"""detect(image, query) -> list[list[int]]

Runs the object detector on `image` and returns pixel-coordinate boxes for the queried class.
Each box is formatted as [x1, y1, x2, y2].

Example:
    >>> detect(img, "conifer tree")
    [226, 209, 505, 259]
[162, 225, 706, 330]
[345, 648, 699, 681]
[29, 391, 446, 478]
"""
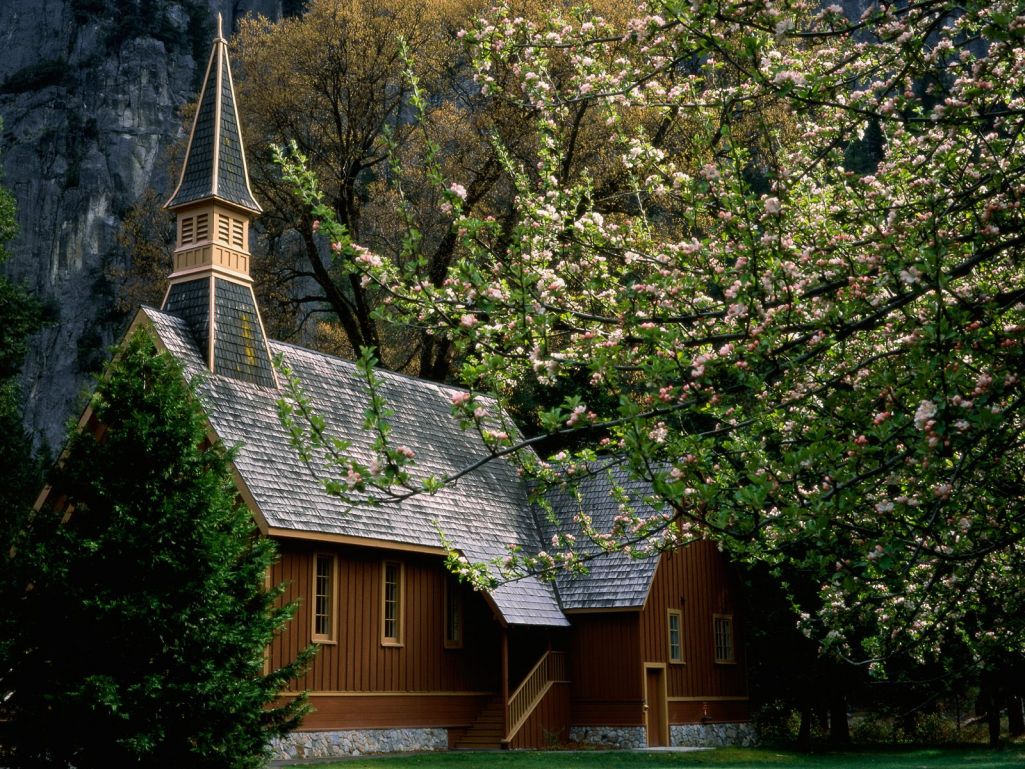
[1, 331, 312, 769]
[0, 127, 46, 735]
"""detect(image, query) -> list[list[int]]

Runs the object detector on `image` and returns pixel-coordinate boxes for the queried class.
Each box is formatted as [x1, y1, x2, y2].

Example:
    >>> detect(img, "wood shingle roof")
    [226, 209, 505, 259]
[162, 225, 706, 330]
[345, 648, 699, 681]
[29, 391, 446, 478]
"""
[143, 306, 569, 627]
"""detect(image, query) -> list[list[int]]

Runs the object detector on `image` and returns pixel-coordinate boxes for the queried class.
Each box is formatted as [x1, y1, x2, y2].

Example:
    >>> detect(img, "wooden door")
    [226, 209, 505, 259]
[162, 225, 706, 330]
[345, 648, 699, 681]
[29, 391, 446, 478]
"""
[645, 666, 668, 747]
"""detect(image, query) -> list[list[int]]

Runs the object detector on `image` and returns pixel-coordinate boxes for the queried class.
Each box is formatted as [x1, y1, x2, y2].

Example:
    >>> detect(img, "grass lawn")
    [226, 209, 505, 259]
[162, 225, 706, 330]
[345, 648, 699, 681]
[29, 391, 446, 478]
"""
[288, 746, 1025, 769]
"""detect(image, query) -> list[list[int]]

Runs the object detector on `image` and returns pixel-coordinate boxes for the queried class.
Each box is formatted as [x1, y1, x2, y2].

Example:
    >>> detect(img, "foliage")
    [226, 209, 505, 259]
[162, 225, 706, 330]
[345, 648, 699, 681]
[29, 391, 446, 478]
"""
[278, 0, 1025, 680]
[105, 188, 175, 316]
[0, 129, 47, 765]
[221, 0, 679, 380]
[0, 331, 313, 769]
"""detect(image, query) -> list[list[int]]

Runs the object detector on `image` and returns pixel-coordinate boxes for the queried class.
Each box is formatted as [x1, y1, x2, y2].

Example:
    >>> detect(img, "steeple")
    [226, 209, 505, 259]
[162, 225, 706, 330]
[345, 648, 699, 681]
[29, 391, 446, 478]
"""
[166, 13, 261, 216]
[161, 14, 277, 389]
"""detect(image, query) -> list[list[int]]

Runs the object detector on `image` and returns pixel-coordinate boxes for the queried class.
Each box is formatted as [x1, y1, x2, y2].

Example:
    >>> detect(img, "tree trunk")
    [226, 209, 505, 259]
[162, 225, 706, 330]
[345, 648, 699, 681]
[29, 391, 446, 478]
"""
[796, 700, 812, 752]
[988, 702, 1001, 747]
[829, 690, 851, 746]
[1008, 694, 1024, 737]
[981, 678, 1002, 747]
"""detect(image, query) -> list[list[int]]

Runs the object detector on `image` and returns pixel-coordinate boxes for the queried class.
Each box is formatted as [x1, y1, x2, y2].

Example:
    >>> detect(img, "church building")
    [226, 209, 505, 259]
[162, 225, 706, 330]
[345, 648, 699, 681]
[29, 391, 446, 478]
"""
[55, 19, 755, 760]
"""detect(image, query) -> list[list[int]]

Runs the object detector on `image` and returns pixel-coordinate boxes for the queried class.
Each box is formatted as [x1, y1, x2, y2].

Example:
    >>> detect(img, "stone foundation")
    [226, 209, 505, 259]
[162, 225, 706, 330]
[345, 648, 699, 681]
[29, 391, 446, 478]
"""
[268, 727, 447, 760]
[569, 722, 756, 749]
[568, 725, 647, 749]
[671, 722, 759, 747]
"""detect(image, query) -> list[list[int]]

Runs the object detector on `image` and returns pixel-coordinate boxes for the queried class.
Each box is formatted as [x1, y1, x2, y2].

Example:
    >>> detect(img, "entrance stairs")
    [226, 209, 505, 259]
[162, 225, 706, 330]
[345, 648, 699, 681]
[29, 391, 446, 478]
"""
[452, 696, 505, 750]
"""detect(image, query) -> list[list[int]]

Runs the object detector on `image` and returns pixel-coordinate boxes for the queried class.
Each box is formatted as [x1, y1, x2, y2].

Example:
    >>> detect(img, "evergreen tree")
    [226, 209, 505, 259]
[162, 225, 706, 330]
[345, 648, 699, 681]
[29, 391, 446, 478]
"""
[0, 124, 46, 743]
[1, 331, 312, 769]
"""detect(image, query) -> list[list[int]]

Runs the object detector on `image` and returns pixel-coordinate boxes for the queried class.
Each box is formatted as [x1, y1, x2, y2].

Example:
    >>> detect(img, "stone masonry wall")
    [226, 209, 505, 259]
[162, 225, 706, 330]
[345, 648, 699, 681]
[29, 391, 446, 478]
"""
[569, 723, 757, 749]
[671, 722, 759, 747]
[567, 726, 647, 749]
[268, 728, 447, 760]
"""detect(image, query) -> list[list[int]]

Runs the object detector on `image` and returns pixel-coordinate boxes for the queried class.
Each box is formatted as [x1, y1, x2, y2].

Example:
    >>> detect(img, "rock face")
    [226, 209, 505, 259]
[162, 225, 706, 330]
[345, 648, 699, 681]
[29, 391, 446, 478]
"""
[0, 0, 285, 452]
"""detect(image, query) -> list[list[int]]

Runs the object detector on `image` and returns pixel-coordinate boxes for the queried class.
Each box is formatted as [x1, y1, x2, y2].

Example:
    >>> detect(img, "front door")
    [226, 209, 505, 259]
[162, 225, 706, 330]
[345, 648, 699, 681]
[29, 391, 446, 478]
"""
[644, 665, 668, 747]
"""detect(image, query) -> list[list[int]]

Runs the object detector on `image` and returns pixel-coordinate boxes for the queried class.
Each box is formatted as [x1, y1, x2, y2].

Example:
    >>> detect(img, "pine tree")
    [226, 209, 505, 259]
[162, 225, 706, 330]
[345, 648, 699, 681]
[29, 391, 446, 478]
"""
[0, 124, 47, 751]
[2, 330, 312, 769]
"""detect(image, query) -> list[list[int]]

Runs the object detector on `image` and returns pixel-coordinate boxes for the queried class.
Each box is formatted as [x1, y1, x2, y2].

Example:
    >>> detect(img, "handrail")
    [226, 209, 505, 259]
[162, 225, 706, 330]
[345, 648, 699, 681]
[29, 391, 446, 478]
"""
[506, 650, 568, 742]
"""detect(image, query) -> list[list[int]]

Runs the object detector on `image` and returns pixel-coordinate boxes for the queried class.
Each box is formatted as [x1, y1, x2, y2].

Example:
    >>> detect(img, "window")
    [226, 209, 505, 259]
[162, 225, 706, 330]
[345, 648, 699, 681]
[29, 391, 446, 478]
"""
[312, 553, 336, 643]
[713, 614, 735, 664]
[667, 609, 683, 663]
[381, 561, 403, 646]
[445, 576, 463, 649]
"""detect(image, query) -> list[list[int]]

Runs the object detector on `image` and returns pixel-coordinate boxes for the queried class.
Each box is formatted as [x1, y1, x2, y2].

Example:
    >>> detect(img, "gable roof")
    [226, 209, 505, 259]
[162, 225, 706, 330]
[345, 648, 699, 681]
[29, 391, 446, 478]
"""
[539, 463, 662, 611]
[141, 306, 568, 627]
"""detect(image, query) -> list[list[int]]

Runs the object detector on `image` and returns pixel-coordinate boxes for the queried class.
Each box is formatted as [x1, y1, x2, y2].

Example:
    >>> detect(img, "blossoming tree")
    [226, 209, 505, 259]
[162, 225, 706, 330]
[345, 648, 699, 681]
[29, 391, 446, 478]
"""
[279, 0, 1025, 675]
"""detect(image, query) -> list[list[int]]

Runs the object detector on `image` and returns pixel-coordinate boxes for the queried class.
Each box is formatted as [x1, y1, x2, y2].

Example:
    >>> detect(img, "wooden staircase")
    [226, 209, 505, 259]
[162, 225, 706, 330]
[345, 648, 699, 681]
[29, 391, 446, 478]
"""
[453, 651, 569, 750]
[452, 696, 505, 750]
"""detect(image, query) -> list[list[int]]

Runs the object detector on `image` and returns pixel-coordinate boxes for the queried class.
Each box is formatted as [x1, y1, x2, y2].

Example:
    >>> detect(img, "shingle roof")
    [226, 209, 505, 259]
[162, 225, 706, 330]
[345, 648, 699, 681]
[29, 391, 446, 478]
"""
[539, 463, 661, 610]
[211, 278, 276, 387]
[165, 33, 261, 213]
[142, 307, 568, 627]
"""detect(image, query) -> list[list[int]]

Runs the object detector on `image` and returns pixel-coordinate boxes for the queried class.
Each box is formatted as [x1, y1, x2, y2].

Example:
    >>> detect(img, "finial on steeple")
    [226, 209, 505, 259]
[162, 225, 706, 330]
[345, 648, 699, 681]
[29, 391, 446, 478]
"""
[217, 12, 224, 41]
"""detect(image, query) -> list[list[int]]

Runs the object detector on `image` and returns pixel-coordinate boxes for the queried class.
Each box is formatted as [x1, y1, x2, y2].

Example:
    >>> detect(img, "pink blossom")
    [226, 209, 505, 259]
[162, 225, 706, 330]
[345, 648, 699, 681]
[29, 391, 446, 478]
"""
[913, 400, 937, 430]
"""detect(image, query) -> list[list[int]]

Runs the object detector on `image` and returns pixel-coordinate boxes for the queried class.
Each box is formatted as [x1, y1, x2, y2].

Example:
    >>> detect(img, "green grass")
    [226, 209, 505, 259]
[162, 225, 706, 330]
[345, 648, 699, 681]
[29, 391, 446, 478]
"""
[288, 746, 1025, 769]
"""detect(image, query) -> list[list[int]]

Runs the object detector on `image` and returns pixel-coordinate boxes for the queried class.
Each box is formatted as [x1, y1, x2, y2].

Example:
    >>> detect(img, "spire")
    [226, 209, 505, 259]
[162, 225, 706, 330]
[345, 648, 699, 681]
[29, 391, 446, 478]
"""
[165, 12, 261, 214]
[159, 16, 277, 390]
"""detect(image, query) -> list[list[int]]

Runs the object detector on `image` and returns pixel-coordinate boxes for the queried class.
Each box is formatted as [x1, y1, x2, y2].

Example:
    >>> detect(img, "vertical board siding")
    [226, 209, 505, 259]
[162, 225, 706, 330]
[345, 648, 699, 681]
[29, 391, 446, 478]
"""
[268, 541, 501, 698]
[569, 613, 643, 726]
[639, 542, 748, 714]
[509, 683, 571, 749]
[290, 693, 493, 730]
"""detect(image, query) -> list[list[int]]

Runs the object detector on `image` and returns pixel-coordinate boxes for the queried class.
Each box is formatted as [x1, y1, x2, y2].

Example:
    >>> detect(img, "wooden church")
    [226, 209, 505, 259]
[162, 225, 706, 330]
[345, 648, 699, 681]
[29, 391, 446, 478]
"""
[60, 20, 754, 760]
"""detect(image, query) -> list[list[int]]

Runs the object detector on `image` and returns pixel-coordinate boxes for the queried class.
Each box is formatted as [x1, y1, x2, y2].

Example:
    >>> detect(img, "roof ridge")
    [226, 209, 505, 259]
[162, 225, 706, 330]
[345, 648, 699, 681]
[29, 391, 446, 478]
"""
[269, 338, 485, 400]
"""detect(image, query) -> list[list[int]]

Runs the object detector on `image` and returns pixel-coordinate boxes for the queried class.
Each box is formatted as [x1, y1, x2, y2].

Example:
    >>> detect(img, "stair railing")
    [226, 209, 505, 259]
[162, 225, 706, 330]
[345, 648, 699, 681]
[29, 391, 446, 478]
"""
[505, 650, 568, 742]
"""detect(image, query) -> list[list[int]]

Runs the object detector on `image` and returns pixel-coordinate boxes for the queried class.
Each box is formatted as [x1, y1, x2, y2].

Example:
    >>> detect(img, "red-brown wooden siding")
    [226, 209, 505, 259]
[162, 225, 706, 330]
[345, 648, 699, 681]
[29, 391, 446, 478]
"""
[639, 541, 748, 712]
[281, 693, 493, 730]
[509, 683, 571, 749]
[568, 612, 643, 726]
[268, 540, 501, 729]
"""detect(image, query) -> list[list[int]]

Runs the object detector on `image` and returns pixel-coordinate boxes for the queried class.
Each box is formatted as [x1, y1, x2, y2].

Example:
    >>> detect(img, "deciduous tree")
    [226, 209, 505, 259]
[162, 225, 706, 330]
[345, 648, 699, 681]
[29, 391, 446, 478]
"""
[281, 0, 1025, 690]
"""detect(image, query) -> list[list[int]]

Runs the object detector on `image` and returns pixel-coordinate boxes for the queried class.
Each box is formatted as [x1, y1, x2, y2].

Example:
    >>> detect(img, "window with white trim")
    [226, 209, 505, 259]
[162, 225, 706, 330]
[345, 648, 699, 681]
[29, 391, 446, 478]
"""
[667, 609, 683, 663]
[312, 553, 336, 643]
[382, 560, 403, 646]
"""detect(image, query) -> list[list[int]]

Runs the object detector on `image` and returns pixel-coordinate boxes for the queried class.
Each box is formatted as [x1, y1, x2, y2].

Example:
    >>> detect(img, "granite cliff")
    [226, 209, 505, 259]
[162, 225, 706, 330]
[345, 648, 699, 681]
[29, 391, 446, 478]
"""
[0, 0, 287, 452]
